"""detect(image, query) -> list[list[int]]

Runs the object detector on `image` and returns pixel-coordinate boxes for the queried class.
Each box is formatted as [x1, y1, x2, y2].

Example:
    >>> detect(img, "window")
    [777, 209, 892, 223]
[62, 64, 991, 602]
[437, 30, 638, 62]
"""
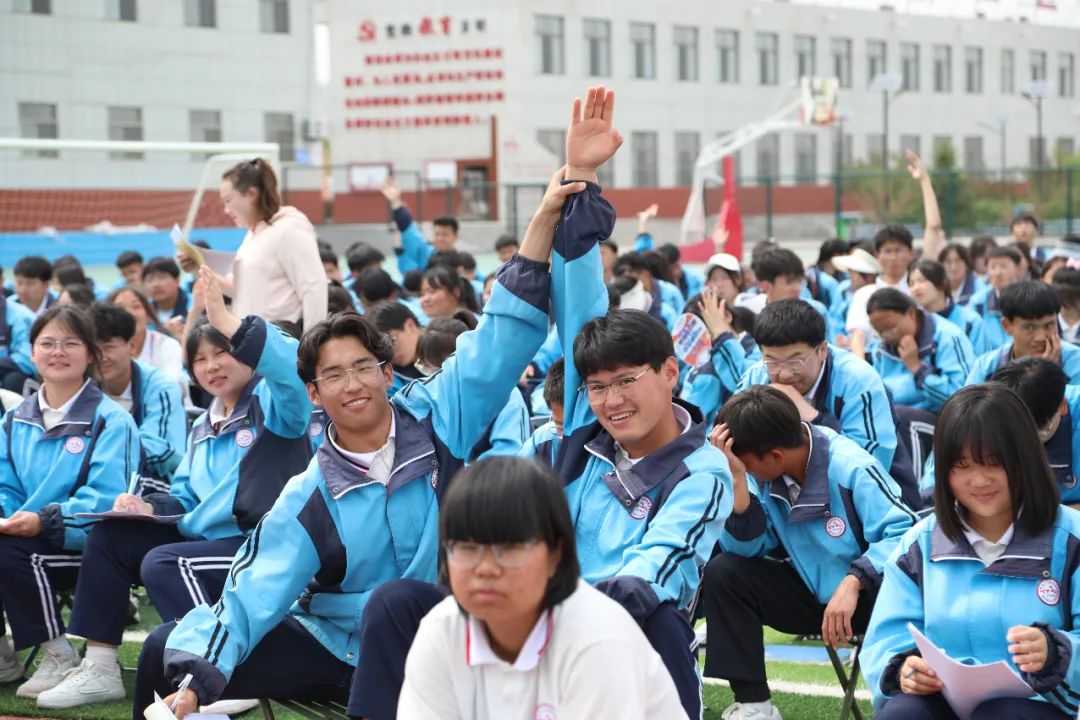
[716, 30, 739, 84]
[108, 106, 143, 160]
[535, 15, 564, 75]
[965, 47, 983, 94]
[900, 43, 919, 91]
[183, 0, 215, 27]
[630, 22, 656, 79]
[831, 38, 852, 88]
[1031, 51, 1047, 82]
[536, 129, 566, 165]
[674, 26, 698, 82]
[963, 136, 984, 172]
[106, 0, 136, 21]
[933, 45, 952, 93]
[900, 134, 921, 159]
[794, 35, 815, 79]
[756, 133, 779, 181]
[18, 102, 58, 158]
[834, 132, 853, 173]
[190, 109, 222, 159]
[259, 0, 288, 34]
[795, 134, 817, 183]
[632, 131, 659, 187]
[1060, 53, 1075, 98]
[756, 32, 778, 86]
[597, 159, 615, 188]
[14, 0, 50, 13]
[583, 19, 611, 77]
[933, 136, 953, 165]
[264, 112, 295, 162]
[1057, 138, 1076, 163]
[867, 134, 884, 166]
[1001, 49, 1015, 94]
[867, 40, 887, 88]
[1029, 137, 1047, 167]
[675, 131, 700, 186]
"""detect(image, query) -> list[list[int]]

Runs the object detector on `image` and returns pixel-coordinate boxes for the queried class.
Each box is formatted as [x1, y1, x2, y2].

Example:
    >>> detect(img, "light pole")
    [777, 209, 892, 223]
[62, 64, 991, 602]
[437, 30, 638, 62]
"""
[871, 73, 904, 213]
[976, 112, 1007, 197]
[1022, 81, 1048, 198]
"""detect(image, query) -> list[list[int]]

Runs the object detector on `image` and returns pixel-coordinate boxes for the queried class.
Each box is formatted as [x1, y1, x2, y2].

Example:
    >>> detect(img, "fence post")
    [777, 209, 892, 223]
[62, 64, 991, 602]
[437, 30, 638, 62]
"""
[1068, 167, 1075, 236]
[833, 172, 843, 237]
[944, 171, 956, 238]
[765, 177, 774, 239]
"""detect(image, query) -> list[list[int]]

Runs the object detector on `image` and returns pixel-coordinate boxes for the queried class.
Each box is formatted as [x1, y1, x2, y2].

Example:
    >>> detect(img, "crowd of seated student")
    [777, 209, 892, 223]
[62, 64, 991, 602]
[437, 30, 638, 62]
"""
[8, 83, 1080, 720]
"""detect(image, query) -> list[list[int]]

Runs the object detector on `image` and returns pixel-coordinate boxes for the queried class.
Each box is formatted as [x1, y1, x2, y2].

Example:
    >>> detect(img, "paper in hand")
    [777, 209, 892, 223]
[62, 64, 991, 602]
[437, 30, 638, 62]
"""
[171, 225, 205, 267]
[74, 510, 183, 524]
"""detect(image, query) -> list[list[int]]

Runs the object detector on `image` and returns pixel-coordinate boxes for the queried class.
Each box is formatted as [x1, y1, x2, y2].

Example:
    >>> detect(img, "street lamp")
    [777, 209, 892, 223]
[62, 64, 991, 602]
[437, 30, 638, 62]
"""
[870, 72, 904, 213]
[976, 112, 1007, 196]
[1022, 81, 1049, 197]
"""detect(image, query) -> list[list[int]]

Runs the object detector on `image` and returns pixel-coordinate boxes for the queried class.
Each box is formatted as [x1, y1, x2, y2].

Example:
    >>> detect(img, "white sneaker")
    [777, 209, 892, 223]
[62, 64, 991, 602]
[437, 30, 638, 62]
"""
[0, 638, 23, 683]
[15, 647, 78, 698]
[36, 658, 125, 708]
[721, 702, 783, 720]
[200, 698, 260, 716]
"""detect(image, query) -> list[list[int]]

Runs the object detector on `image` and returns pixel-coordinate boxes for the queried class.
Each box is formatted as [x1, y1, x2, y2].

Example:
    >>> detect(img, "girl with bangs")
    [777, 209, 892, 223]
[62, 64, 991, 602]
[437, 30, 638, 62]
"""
[863, 384, 1080, 719]
[396, 457, 687, 720]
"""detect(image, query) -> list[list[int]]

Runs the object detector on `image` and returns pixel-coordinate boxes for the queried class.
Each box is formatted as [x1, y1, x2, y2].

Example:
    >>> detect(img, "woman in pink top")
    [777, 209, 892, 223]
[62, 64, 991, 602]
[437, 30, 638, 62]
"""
[179, 159, 327, 332]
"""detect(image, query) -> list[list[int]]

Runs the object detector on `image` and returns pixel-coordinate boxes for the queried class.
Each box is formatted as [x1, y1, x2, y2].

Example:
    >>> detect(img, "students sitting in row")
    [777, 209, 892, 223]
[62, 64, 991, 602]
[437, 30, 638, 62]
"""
[968, 245, 1025, 351]
[908, 259, 987, 352]
[0, 291, 36, 394]
[938, 242, 985, 306]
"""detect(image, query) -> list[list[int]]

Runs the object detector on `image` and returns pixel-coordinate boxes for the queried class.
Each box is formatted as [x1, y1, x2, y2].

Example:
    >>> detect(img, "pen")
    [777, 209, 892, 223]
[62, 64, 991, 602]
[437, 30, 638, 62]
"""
[903, 668, 917, 679]
[127, 472, 142, 499]
[170, 673, 193, 713]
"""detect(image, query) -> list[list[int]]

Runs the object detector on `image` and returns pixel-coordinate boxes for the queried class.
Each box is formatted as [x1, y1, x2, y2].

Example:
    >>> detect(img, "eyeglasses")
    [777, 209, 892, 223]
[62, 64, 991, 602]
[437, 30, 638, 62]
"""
[580, 367, 651, 403]
[444, 540, 537, 569]
[35, 339, 85, 354]
[762, 349, 820, 373]
[314, 362, 386, 392]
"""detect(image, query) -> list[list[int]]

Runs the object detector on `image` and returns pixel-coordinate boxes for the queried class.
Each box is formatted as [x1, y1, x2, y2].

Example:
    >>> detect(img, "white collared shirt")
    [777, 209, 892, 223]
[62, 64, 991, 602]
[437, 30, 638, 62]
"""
[107, 381, 134, 414]
[960, 518, 1015, 567]
[328, 413, 397, 486]
[613, 403, 692, 471]
[804, 359, 827, 402]
[466, 610, 551, 671]
[1061, 314, 1080, 346]
[38, 379, 92, 432]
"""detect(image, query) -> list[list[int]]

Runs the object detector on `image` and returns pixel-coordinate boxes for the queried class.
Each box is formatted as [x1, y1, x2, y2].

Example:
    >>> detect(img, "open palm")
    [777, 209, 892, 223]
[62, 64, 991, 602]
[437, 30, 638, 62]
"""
[566, 85, 623, 173]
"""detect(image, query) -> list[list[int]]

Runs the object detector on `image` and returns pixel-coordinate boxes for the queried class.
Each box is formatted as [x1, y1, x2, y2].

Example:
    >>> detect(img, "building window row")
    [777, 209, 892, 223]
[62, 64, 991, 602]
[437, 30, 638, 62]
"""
[13, 0, 289, 33]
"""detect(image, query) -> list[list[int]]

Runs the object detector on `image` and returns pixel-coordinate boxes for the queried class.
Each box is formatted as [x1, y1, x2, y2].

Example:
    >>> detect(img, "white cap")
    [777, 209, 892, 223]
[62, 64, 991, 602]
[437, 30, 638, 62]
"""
[831, 248, 883, 275]
[706, 253, 742, 273]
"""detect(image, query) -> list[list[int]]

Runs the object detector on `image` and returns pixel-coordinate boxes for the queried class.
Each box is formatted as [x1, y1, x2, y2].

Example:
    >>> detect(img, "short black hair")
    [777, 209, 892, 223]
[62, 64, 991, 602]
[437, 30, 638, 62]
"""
[970, 235, 997, 261]
[185, 320, 234, 389]
[297, 311, 394, 384]
[345, 242, 386, 272]
[402, 270, 423, 294]
[730, 306, 756, 336]
[910, 259, 950, 296]
[986, 245, 1023, 265]
[494, 234, 518, 252]
[422, 265, 480, 312]
[999, 280, 1060, 320]
[115, 251, 143, 269]
[426, 250, 465, 271]
[657, 243, 682, 266]
[417, 317, 469, 368]
[641, 251, 674, 283]
[873, 225, 914, 253]
[106, 285, 156, 325]
[31, 305, 102, 379]
[866, 287, 917, 315]
[543, 357, 565, 410]
[56, 264, 88, 288]
[90, 303, 136, 343]
[142, 256, 181, 280]
[718, 386, 805, 457]
[191, 239, 211, 250]
[432, 215, 459, 234]
[937, 243, 972, 271]
[751, 248, 804, 284]
[614, 251, 674, 284]
[752, 300, 826, 348]
[1052, 267, 1080, 311]
[599, 239, 618, 255]
[319, 247, 339, 266]
[816, 238, 850, 266]
[369, 301, 419, 333]
[13, 256, 52, 282]
[327, 283, 356, 315]
[933, 384, 1058, 543]
[573, 309, 674, 380]
[458, 252, 477, 272]
[440, 457, 579, 610]
[990, 357, 1068, 428]
[61, 283, 96, 310]
[357, 268, 399, 304]
[1010, 213, 1040, 231]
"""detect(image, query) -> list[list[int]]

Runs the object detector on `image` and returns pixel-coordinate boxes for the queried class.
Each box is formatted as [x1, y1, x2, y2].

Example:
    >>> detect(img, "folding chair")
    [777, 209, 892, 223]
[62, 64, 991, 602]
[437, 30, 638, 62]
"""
[825, 638, 864, 720]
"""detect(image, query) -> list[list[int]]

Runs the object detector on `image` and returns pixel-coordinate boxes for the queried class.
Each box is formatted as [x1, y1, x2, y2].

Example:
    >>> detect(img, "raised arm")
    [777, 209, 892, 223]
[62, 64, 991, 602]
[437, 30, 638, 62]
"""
[906, 149, 945, 261]
[382, 178, 436, 274]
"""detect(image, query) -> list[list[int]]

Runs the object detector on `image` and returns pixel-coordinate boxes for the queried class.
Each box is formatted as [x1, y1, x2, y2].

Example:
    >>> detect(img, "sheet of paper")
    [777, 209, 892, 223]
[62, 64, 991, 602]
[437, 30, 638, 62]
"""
[200, 248, 236, 276]
[186, 714, 230, 720]
[908, 623, 1034, 720]
[144, 693, 178, 720]
[171, 225, 205, 267]
[74, 510, 183, 524]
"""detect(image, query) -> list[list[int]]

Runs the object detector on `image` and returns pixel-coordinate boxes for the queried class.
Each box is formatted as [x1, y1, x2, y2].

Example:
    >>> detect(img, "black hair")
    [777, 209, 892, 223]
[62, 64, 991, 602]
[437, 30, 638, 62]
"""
[191, 239, 211, 250]
[1052, 267, 1080, 311]
[750, 239, 779, 261]
[751, 248, 804, 284]
[417, 317, 469, 369]
[642, 251, 674, 284]
[56, 264, 89, 288]
[573, 309, 674, 379]
[605, 282, 621, 308]
[452, 309, 478, 331]
[999, 280, 1060, 321]
[319, 247, 339, 266]
[730, 306, 756, 336]
[718, 386, 805, 457]
[297, 311, 395, 384]
[751, 299, 826, 348]
[986, 245, 1023, 265]
[61, 283, 96, 310]
[1010, 213, 1040, 231]
[402, 270, 424, 294]
[599, 239, 618, 255]
[657, 243, 682, 267]
[90, 303, 136, 343]
[106, 285, 156, 327]
[816, 239, 851, 267]
[357, 268, 399, 304]
[427, 250, 465, 271]
[30, 305, 102, 380]
[494, 234, 518, 252]
[937, 243, 973, 272]
[990, 357, 1068, 428]
[222, 158, 281, 223]
[970, 235, 997, 261]
[873, 224, 914, 252]
[543, 357, 566, 410]
[933, 384, 1059, 543]
[458, 252, 477, 272]
[369, 301, 419, 334]
[345, 242, 386, 273]
[866, 287, 918, 315]
[422, 265, 480, 313]
[184, 320, 233, 389]
[705, 263, 743, 289]
[910, 259, 950, 296]
[440, 457, 579, 610]
[432, 215, 459, 234]
[142, 256, 181, 280]
[13, 255, 52, 282]
[115, 251, 143, 269]
[327, 283, 357, 315]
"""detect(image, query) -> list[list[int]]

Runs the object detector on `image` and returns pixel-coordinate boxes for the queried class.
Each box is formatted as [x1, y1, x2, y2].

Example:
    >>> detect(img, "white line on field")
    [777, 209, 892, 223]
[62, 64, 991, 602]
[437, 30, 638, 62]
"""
[703, 677, 871, 701]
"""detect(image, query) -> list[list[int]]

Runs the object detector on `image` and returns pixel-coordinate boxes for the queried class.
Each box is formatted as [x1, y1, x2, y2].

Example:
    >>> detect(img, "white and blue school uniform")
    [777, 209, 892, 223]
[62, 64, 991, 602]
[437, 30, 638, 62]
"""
[872, 311, 975, 413]
[938, 297, 987, 354]
[678, 331, 750, 427]
[66, 318, 316, 648]
[469, 386, 529, 461]
[966, 341, 1080, 386]
[519, 420, 561, 468]
[968, 284, 1008, 351]
[0, 380, 140, 649]
[122, 360, 188, 488]
[954, 271, 986, 306]
[391, 205, 437, 274]
[0, 295, 36, 390]
[806, 265, 842, 310]
[11, 289, 58, 318]
[863, 510, 1080, 716]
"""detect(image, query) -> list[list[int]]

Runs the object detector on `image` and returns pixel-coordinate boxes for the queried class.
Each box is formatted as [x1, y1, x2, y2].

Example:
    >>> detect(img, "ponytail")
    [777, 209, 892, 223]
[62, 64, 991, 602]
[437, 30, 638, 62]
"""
[222, 158, 281, 223]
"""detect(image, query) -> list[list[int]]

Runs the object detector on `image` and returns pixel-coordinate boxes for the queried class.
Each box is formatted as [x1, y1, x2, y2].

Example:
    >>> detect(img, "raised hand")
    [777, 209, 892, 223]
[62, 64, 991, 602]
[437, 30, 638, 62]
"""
[711, 225, 730, 253]
[698, 287, 731, 339]
[197, 266, 241, 339]
[566, 85, 623, 182]
[536, 166, 587, 217]
[379, 177, 402, 208]
[905, 149, 926, 182]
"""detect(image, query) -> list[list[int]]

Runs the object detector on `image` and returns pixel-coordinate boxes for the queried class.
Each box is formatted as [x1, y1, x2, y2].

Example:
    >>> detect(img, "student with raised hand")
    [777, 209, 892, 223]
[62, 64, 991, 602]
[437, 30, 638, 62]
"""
[905, 149, 946, 263]
[380, 177, 459, 274]
[0, 291, 36, 394]
[398, 457, 688, 720]
[133, 155, 560, 720]
[0, 305, 140, 696]
[678, 287, 752, 427]
[909, 259, 987, 352]
[863, 384, 1080, 720]
[966, 280, 1080, 385]
[938, 243, 985, 306]
[969, 245, 1026, 350]
[703, 387, 915, 720]
[867, 288, 975, 414]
